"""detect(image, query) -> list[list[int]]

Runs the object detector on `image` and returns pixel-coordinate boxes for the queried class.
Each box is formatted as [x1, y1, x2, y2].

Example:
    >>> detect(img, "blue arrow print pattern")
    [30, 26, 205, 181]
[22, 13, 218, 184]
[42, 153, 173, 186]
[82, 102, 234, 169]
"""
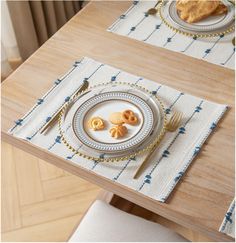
[113, 157, 136, 181]
[9, 59, 85, 133]
[220, 200, 235, 232]
[165, 92, 184, 114]
[138, 100, 204, 191]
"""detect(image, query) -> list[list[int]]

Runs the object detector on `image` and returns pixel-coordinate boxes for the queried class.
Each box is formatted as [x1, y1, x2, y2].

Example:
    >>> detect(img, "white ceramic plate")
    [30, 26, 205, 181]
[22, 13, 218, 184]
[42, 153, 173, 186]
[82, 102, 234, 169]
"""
[166, 0, 234, 33]
[59, 82, 165, 161]
[72, 91, 154, 153]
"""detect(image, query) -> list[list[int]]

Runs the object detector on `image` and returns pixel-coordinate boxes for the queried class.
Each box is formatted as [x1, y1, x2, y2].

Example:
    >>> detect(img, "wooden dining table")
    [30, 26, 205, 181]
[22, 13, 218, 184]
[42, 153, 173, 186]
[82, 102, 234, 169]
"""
[2, 1, 235, 242]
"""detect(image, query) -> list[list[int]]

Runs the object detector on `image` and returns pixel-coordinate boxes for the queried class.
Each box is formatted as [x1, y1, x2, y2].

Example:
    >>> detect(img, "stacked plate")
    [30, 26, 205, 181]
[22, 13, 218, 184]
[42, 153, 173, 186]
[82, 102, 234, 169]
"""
[161, 0, 235, 38]
[59, 82, 166, 162]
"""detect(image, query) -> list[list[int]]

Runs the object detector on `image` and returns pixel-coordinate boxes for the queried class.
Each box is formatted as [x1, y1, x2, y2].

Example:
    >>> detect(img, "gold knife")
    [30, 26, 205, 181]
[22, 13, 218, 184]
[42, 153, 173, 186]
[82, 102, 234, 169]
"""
[39, 80, 89, 134]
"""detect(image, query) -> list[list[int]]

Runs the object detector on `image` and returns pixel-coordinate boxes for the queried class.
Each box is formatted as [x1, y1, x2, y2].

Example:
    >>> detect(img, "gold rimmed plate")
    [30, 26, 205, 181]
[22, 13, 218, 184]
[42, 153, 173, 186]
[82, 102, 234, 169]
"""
[159, 0, 235, 38]
[58, 82, 167, 162]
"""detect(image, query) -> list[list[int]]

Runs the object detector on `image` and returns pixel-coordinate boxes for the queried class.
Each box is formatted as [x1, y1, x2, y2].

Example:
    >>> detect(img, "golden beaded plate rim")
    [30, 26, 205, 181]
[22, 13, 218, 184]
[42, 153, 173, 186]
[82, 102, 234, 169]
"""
[158, 0, 235, 38]
[58, 82, 168, 163]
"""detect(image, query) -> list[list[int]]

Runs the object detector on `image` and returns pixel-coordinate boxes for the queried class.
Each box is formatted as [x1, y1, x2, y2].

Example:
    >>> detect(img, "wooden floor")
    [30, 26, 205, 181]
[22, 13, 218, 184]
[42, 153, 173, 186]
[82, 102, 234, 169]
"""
[1, 141, 101, 242]
[2, 142, 215, 242]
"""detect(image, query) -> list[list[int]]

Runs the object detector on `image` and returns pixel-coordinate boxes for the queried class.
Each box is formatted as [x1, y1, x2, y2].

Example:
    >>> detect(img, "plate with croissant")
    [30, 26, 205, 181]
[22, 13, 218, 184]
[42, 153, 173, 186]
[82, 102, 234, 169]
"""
[58, 82, 166, 161]
[164, 0, 234, 33]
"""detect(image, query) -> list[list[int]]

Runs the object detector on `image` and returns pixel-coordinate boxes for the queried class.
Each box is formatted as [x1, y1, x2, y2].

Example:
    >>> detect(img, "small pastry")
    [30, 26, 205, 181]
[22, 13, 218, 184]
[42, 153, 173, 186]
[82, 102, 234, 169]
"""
[212, 2, 227, 15]
[122, 110, 138, 125]
[109, 125, 128, 139]
[88, 117, 105, 131]
[109, 112, 124, 125]
[176, 0, 220, 23]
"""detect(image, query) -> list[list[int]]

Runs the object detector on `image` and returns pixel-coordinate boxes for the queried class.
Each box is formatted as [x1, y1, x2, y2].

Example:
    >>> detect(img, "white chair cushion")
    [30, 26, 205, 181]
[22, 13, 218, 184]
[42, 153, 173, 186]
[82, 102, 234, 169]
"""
[69, 200, 189, 242]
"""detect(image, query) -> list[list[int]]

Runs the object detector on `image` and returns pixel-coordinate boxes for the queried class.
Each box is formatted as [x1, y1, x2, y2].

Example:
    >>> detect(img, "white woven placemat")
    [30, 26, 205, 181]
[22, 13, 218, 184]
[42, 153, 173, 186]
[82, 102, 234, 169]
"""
[219, 199, 235, 238]
[108, 1, 235, 70]
[9, 57, 227, 202]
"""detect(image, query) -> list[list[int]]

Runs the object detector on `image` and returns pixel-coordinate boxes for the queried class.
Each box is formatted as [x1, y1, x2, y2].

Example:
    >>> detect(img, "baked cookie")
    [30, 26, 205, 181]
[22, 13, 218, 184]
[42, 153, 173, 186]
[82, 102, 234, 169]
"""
[88, 117, 105, 131]
[176, 0, 220, 23]
[109, 125, 128, 139]
[109, 112, 124, 125]
[122, 110, 138, 125]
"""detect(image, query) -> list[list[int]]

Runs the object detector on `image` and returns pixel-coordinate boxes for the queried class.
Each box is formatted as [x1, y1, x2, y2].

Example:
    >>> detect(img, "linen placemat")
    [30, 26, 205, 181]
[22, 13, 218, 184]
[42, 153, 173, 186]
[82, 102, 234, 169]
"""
[108, 1, 235, 70]
[219, 199, 235, 238]
[9, 57, 227, 202]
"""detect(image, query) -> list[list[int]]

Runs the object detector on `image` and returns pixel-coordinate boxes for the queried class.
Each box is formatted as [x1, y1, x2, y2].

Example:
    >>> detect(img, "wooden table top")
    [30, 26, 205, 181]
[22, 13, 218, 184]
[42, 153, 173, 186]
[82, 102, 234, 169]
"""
[2, 1, 235, 241]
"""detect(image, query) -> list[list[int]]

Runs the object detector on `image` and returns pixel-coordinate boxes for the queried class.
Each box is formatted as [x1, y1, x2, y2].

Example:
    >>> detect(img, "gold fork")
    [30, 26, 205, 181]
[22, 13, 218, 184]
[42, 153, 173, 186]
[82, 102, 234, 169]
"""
[133, 111, 183, 179]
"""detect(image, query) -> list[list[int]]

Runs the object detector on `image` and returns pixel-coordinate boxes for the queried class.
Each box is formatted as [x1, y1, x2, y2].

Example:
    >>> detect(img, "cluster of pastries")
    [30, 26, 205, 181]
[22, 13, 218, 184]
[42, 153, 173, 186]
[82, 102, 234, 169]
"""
[176, 0, 227, 23]
[88, 109, 139, 139]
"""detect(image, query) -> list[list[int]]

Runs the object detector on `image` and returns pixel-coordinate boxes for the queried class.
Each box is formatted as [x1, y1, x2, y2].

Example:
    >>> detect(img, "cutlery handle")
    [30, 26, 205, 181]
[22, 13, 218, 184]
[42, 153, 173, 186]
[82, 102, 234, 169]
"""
[39, 110, 61, 134]
[39, 81, 89, 134]
[133, 145, 157, 179]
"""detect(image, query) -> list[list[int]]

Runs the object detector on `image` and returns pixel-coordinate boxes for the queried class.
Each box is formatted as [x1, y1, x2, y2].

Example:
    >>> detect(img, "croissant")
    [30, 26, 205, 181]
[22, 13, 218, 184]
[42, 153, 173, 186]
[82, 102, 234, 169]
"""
[109, 125, 128, 139]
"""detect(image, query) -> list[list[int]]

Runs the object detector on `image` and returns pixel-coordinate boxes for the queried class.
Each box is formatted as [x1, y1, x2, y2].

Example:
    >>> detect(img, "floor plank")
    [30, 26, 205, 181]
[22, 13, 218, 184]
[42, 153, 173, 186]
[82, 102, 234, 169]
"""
[42, 174, 98, 200]
[2, 214, 82, 242]
[1, 143, 22, 232]
[38, 158, 65, 181]
[1, 142, 101, 241]
[13, 146, 44, 206]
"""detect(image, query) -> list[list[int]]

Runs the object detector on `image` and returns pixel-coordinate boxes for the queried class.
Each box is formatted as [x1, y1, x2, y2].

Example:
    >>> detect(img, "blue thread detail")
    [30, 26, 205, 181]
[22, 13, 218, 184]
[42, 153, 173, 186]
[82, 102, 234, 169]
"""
[145, 174, 151, 179]
[174, 172, 184, 182]
[131, 26, 136, 31]
[9, 59, 85, 134]
[15, 119, 23, 126]
[156, 24, 161, 29]
[195, 105, 202, 112]
[193, 36, 197, 40]
[111, 76, 116, 81]
[165, 108, 171, 114]
[152, 90, 157, 95]
[64, 96, 70, 102]
[167, 37, 172, 42]
[205, 49, 211, 54]
[120, 14, 126, 19]
[91, 160, 99, 170]
[133, 0, 138, 4]
[54, 79, 61, 85]
[220, 34, 225, 38]
[138, 100, 204, 192]
[162, 149, 170, 158]
[210, 122, 217, 130]
[144, 12, 149, 17]
[37, 98, 44, 105]
[113, 157, 135, 181]
[166, 92, 184, 114]
[144, 179, 151, 184]
[55, 136, 61, 143]
[179, 126, 186, 134]
[99, 154, 105, 159]
[225, 212, 233, 223]
[46, 116, 51, 122]
[26, 137, 32, 140]
[193, 146, 201, 156]
[221, 47, 235, 66]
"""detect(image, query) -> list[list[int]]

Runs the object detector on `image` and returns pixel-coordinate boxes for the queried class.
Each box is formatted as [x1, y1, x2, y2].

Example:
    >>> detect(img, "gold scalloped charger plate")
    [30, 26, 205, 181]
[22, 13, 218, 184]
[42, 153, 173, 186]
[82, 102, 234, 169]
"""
[159, 0, 235, 40]
[58, 82, 167, 162]
[168, 0, 234, 32]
